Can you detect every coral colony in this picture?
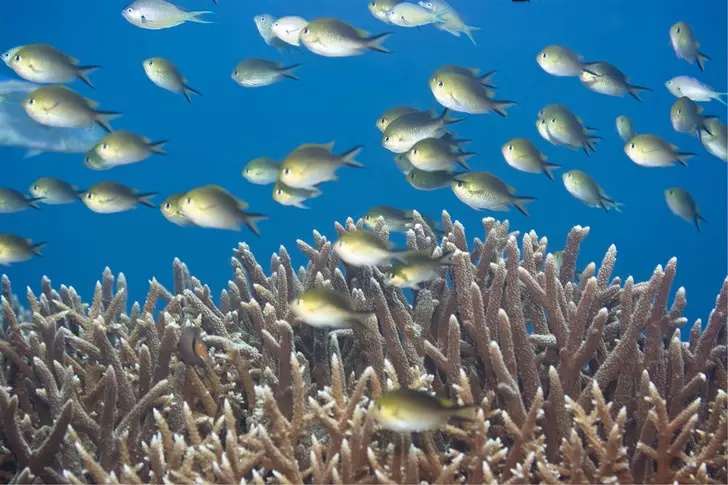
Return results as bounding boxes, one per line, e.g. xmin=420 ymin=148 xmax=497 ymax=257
xmin=0 ymin=213 xmax=726 ymax=484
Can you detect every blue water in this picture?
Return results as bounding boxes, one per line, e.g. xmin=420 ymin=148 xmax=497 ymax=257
xmin=2 ymin=0 xmax=726 ymax=326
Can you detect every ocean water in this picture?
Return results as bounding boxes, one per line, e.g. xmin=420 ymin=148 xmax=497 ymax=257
xmin=1 ymin=0 xmax=726 ymax=327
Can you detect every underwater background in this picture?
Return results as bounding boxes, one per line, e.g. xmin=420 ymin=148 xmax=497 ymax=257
xmin=1 ymin=0 xmax=726 ymax=326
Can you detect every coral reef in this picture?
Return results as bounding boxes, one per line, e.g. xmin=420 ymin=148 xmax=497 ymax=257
xmin=0 ymin=212 xmax=726 ymax=484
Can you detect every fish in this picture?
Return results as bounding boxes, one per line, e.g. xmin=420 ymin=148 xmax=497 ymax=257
xmin=0 ymin=79 xmax=105 ymax=157
xmin=179 ymin=185 xmax=267 ymax=234
xmin=242 ymin=157 xmax=281 ymax=185
xmin=29 ymin=177 xmax=80 ymax=205
xmin=406 ymin=136 xmax=475 ymax=171
xmin=279 ymin=142 xmax=363 ymax=189
xmin=536 ymin=45 xmax=598 ymax=77
xmin=300 ymin=18 xmax=391 ymax=57
xmin=376 ymin=106 xmax=418 ymax=133
xmin=616 ymin=115 xmax=636 ymax=142
xmin=333 ymin=230 xmax=413 ymax=267
xmin=430 ymin=71 xmax=516 ymax=116
xmin=272 ymin=180 xmax=322 ymax=209
xmin=85 ymin=130 xmax=167 ymax=170
xmin=624 ymin=134 xmax=694 ymax=167
xmin=254 ymin=14 xmax=299 ymax=53
xmin=384 ymin=249 xmax=454 ymax=289
xmin=362 ymin=205 xmax=441 ymax=234
xmin=271 ymin=16 xmax=309 ymax=46
xmin=143 ymin=57 xmax=200 ymax=104
xmin=383 ymin=108 xmax=463 ymax=153
xmin=433 ymin=65 xmax=497 ymax=91
xmin=178 ymin=327 xmax=210 ymax=366
xmin=371 ymin=388 xmax=476 ymax=432
xmin=0 ymin=188 xmax=43 ymax=213
xmin=501 ymin=138 xmax=559 ymax=181
xmin=385 ymin=3 xmax=447 ymax=27
xmin=0 ymin=234 xmax=46 ymax=266
xmin=5 ymin=44 xmax=100 ymax=88
xmin=231 ymin=58 xmax=300 ymax=87
xmin=406 ymin=167 xmax=460 ymax=191
xmin=22 ymin=85 xmax=121 ymax=133
xmin=394 ymin=154 xmax=416 ymax=173
xmin=450 ymin=171 xmax=536 ymax=216
xmin=578 ymin=61 xmax=649 ymax=102
xmin=80 ymin=181 xmax=157 ymax=214
xmin=536 ymin=104 xmax=572 ymax=145
xmin=670 ymin=21 xmax=710 ymax=71
xmin=122 ymin=0 xmax=212 ymax=30
xmin=540 ymin=108 xmax=601 ymax=156
xmin=664 ymin=188 xmax=707 ymax=232
xmin=160 ymin=193 xmax=194 ymax=226
xmin=700 ymin=118 xmax=727 ymax=162
xmin=665 ymin=76 xmax=727 ymax=105
xmin=670 ymin=96 xmax=716 ymax=138
xmin=418 ymin=0 xmax=480 ymax=44
xmin=289 ymin=287 xmax=374 ymax=329
xmin=368 ymin=0 xmax=398 ymax=23
xmin=562 ymin=170 xmax=622 ymax=212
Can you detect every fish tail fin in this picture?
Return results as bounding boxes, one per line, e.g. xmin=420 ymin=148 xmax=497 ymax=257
xmin=366 ymin=32 xmax=393 ymax=54
xmin=716 ymin=95 xmax=727 ymax=106
xmin=628 ymin=84 xmax=651 ymax=102
xmin=512 ymin=196 xmax=537 ymax=217
xmin=136 ymin=193 xmax=158 ymax=208
xmin=241 ymin=212 xmax=267 ymax=237
xmin=94 ymin=111 xmax=122 ymax=133
xmin=586 ymin=134 xmax=602 ymax=153
xmin=187 ymin=11 xmax=214 ymax=24
xmin=455 ymin=152 xmax=476 ymax=170
xmin=182 ymin=84 xmax=201 ymax=104
xmin=695 ymin=212 xmax=708 ymax=232
xmin=463 ymin=25 xmax=480 ymax=45
xmin=341 ymin=145 xmax=364 ymax=167
xmin=491 ymin=100 xmax=517 ymax=118
xmin=148 ymin=140 xmax=168 ymax=155
xmin=542 ymin=162 xmax=560 ymax=182
xmin=27 ymin=197 xmax=45 ymax=209
xmin=696 ymin=50 xmax=710 ymax=72
xmin=31 ymin=242 xmax=48 ymax=257
xmin=441 ymin=108 xmax=465 ymax=125
xmin=280 ymin=63 xmax=302 ymax=80
xmin=676 ymin=152 xmax=695 ymax=167
xmin=449 ymin=404 xmax=478 ymax=421
xmin=599 ymin=195 xmax=623 ymax=213
xmin=76 ymin=65 xmax=101 ymax=88
xmin=478 ymin=70 xmax=497 ymax=89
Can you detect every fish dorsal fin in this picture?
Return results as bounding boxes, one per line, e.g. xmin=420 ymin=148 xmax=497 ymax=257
xmin=237 ymin=198 xmax=250 ymax=210
xmin=142 ymin=136 xmax=152 ymax=144
xmin=25 ymin=238 xmax=33 ymax=245
xmin=540 ymin=153 xmax=547 ymax=161
xmin=467 ymin=67 xmax=480 ymax=75
xmin=507 ymin=183 xmax=517 ymax=193
xmin=68 ymin=55 xmax=80 ymax=65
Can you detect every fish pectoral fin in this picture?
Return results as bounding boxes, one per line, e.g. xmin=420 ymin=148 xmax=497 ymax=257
xmin=44 ymin=101 xmax=61 ymax=114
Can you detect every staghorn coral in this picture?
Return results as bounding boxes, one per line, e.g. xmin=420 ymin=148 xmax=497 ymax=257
xmin=0 ymin=212 xmax=726 ymax=484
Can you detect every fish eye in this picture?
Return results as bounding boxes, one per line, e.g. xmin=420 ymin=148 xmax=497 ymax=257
xmin=364 ymin=215 xmax=370 ymax=220
xmin=283 ymin=168 xmax=290 ymax=175
xmin=669 ymin=190 xmax=674 ymax=195
xmin=667 ymin=80 xmax=672 ymax=85
xmin=401 ymin=15 xmax=405 ymax=20
xmin=438 ymin=81 xmax=444 ymax=88
xmin=14 ymin=55 xmax=21 ymax=62
xmin=677 ymin=109 xmax=681 ymax=114
xmin=456 ymin=181 xmax=463 ymax=187
xmin=102 ymin=143 xmax=108 ymax=150
xmin=261 ymin=17 xmax=266 ymax=22
xmin=303 ymin=27 xmax=310 ymax=35
xmin=127 ymin=8 xmax=133 ymax=13
xmin=276 ymin=189 xmax=283 ymax=195
xmin=380 ymin=118 xmax=386 ymax=125
xmin=541 ymin=53 xmax=547 ymax=59
xmin=567 ymin=173 xmax=572 ymax=178
xmin=508 ymin=145 xmax=513 ymax=151
xmin=27 ymin=98 xmax=34 ymax=105
xmin=384 ymin=136 xmax=390 ymax=142
xmin=413 ymin=149 xmax=418 ymax=155
xmin=676 ymin=27 xmax=681 ymax=33
xmin=630 ymin=143 xmax=635 ymax=149
xmin=86 ymin=193 xmax=93 ymax=199
xmin=33 ymin=185 xmax=39 ymax=191
xmin=245 ymin=168 xmax=250 ymax=173
xmin=148 ymin=61 xmax=153 ymax=66
xmin=234 ymin=70 xmax=238 ymax=76
xmin=274 ymin=22 xmax=279 ymax=27
xmin=551 ymin=118 xmax=556 ymax=123
xmin=186 ymin=197 xmax=191 ymax=204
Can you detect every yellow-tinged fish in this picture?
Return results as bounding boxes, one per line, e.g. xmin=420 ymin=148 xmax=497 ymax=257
xmin=562 ymin=170 xmax=622 ymax=212
xmin=231 ymin=58 xmax=301 ymax=87
xmin=670 ymin=21 xmax=710 ymax=72
xmin=536 ymin=45 xmax=596 ymax=77
xmin=160 ymin=193 xmax=193 ymax=226
xmin=371 ymin=388 xmax=476 ymax=432
xmin=501 ymin=138 xmax=559 ymax=181
xmin=670 ymin=96 xmax=716 ymax=137
xmin=0 ymin=188 xmax=43 ymax=213
xmin=81 ymin=181 xmax=157 ymax=214
xmin=29 ymin=177 xmax=80 ymax=205
xmin=272 ymin=180 xmax=322 ymax=209
xmin=406 ymin=167 xmax=459 ymax=191
xmin=333 ymin=231 xmax=412 ymax=267
xmin=433 ymin=65 xmax=497 ymax=91
xmin=279 ymin=142 xmax=363 ymax=189
xmin=300 ymin=18 xmax=392 ymax=57
xmin=376 ymin=106 xmax=418 ymax=133
xmin=180 ymin=185 xmax=266 ymax=234
xmin=418 ymin=1 xmax=480 ymax=44
xmin=369 ymin=0 xmax=399 ymax=23
xmin=6 ymin=44 xmax=100 ymax=88
xmin=363 ymin=205 xmax=442 ymax=235
xmin=541 ymin=108 xmax=601 ymax=156
xmin=536 ymin=104 xmax=572 ymax=144
xmin=383 ymin=108 xmax=463 ymax=153
xmin=243 ymin=157 xmax=281 ymax=185
xmin=430 ymin=71 xmax=516 ymax=116
xmin=384 ymin=249 xmax=454 ymax=289
xmin=664 ymin=188 xmax=707 ymax=232
xmin=624 ymin=134 xmax=694 ymax=167
xmin=700 ymin=118 xmax=727 ymax=162
xmin=451 ymin=171 xmax=536 ymax=216
xmin=616 ymin=115 xmax=636 ymax=142
xmin=578 ymin=61 xmax=650 ymax=102
xmin=406 ymin=136 xmax=475 ymax=171
xmin=665 ymin=76 xmax=727 ymax=105
xmin=290 ymin=287 xmax=374 ymax=329
xmin=0 ymin=235 xmax=47 ymax=266
xmin=271 ymin=16 xmax=309 ymax=46
xmin=122 ymin=0 xmax=212 ymax=30
xmin=86 ymin=130 xmax=167 ymax=170
xmin=143 ymin=57 xmax=200 ymax=104
xmin=385 ymin=3 xmax=447 ymax=27
xmin=22 ymin=85 xmax=121 ymax=133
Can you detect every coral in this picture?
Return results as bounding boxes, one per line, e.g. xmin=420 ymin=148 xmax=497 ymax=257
xmin=0 ymin=212 xmax=726 ymax=484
